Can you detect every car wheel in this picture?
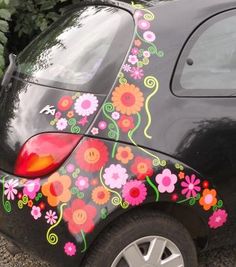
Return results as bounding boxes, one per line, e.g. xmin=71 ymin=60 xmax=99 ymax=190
xmin=83 ymin=210 xmax=198 ymax=267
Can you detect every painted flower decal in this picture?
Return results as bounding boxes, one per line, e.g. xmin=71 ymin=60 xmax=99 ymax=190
xmin=42 ymin=172 xmax=71 ymax=207
xmin=112 ymin=83 xmax=144 ymax=115
xmin=181 ymin=174 xmax=201 ymax=198
xmin=63 ymin=199 xmax=96 ymax=234
xmin=92 ymin=186 xmax=110 ymax=205
xmin=208 ymin=209 xmax=228 ymax=229
xmin=64 ymin=242 xmax=76 ymax=256
xmin=75 ymin=176 xmax=89 ymax=191
xmin=74 ymin=93 xmax=98 ymax=117
xmin=138 ymin=19 xmax=150 ymax=30
xmin=4 ymin=179 xmax=18 ymax=200
xmin=23 ymin=178 xmax=40 ymax=199
xmin=45 ymin=210 xmax=58 ymax=225
xmin=199 ymin=189 xmax=217 ymax=211
xmin=56 ymin=118 xmax=68 ymax=131
xmin=128 ymin=55 xmax=138 ymax=65
xmin=58 ymin=96 xmax=73 ymax=111
xmin=31 ymin=206 xmax=41 ymax=220
xmin=75 ymin=139 xmax=109 ymax=172
xmin=103 ymin=164 xmax=128 ymax=189
xmin=116 ymin=146 xmax=134 ymax=164
xmin=118 ymin=115 xmax=135 ymax=132
xmin=122 ymin=180 xmax=147 ymax=206
xmin=130 ymin=67 xmax=144 ymax=80
xmin=143 ymin=31 xmax=156 ymax=42
xmin=131 ymin=156 xmax=153 ymax=180
xmin=156 ymin=169 xmax=177 ymax=193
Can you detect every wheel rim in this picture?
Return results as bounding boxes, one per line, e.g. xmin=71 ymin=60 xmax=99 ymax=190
xmin=111 ymin=236 xmax=184 ymax=267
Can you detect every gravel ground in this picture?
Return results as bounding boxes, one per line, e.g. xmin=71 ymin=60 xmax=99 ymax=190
xmin=0 ymin=235 xmax=235 ymax=267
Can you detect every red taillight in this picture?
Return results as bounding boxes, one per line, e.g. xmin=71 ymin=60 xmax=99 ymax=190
xmin=14 ymin=133 xmax=82 ymax=178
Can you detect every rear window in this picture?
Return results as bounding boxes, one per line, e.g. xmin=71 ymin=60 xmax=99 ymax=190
xmin=16 ymin=5 xmax=134 ymax=93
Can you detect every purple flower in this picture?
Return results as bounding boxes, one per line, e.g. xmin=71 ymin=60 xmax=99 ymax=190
xmin=131 ymin=47 xmax=139 ymax=55
xmin=122 ymin=64 xmax=132 ymax=72
xmin=143 ymin=31 xmax=156 ymax=42
xmin=23 ymin=178 xmax=40 ymax=199
xmin=128 ymin=55 xmax=138 ymax=65
xmin=130 ymin=67 xmax=144 ymax=80
xmin=138 ymin=19 xmax=150 ymax=30
xmin=56 ymin=118 xmax=68 ymax=131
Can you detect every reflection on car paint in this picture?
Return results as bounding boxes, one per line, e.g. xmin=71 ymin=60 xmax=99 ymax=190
xmin=0 ymin=3 xmax=228 ymax=259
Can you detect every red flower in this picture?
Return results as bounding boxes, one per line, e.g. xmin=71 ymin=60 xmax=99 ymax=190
xmin=118 ymin=115 xmax=134 ymax=132
xmin=75 ymin=139 xmax=109 ymax=172
xmin=131 ymin=156 xmax=153 ymax=180
xmin=58 ymin=96 xmax=73 ymax=111
xmin=63 ymin=199 xmax=96 ymax=234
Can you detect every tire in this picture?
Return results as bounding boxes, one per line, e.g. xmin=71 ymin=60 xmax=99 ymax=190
xmin=83 ymin=209 xmax=198 ymax=267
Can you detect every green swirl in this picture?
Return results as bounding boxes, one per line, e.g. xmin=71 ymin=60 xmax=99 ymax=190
xmin=2 ymin=176 xmax=12 ymax=213
xmin=46 ymin=203 xmax=66 ymax=245
xmin=143 ymin=76 xmax=159 ymax=139
xmin=68 ymin=118 xmax=80 ymax=133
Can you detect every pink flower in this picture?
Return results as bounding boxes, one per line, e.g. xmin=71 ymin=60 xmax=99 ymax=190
xmin=155 ymin=169 xmax=177 ymax=193
xmin=181 ymin=175 xmax=201 ymax=198
xmin=31 ymin=206 xmax=41 ymax=220
xmin=134 ymin=10 xmax=143 ymax=20
xmin=131 ymin=47 xmax=139 ymax=55
xmin=78 ymin=116 xmax=88 ymax=126
xmin=112 ymin=111 xmax=120 ymax=120
xmin=143 ymin=51 xmax=151 ymax=58
xmin=91 ymin=127 xmax=99 ymax=135
xmin=98 ymin=121 xmax=107 ymax=130
xmin=143 ymin=31 xmax=156 ymax=42
xmin=64 ymin=242 xmax=76 ymax=256
xmin=45 ymin=210 xmax=58 ymax=225
xmin=4 ymin=179 xmax=18 ymax=200
xmin=66 ymin=164 xmax=75 ymax=173
xmin=23 ymin=178 xmax=40 ymax=199
xmin=56 ymin=118 xmax=68 ymax=130
xmin=103 ymin=164 xmax=128 ymax=189
xmin=122 ymin=64 xmax=132 ymax=72
xmin=55 ymin=111 xmax=62 ymax=119
xmin=122 ymin=180 xmax=147 ymax=206
xmin=208 ymin=209 xmax=228 ymax=229
xmin=128 ymin=55 xmax=138 ymax=65
xmin=138 ymin=19 xmax=150 ymax=30
xmin=130 ymin=67 xmax=144 ymax=80
xmin=75 ymin=176 xmax=89 ymax=191
xmin=74 ymin=93 xmax=98 ymax=116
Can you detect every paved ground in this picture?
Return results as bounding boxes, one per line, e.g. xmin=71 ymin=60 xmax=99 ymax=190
xmin=0 ymin=235 xmax=235 ymax=267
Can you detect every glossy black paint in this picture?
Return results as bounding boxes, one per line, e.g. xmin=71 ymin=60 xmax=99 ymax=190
xmin=0 ymin=0 xmax=236 ymax=265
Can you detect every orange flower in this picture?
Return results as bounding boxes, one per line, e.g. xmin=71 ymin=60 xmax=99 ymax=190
xmin=134 ymin=39 xmax=142 ymax=47
xmin=28 ymin=200 xmax=33 ymax=208
xmin=92 ymin=186 xmax=110 ymax=205
xmin=67 ymin=111 xmax=74 ymax=118
xmin=178 ymin=172 xmax=185 ymax=179
xmin=42 ymin=172 xmax=71 ymax=207
xmin=199 ymin=189 xmax=217 ymax=211
xmin=116 ymin=146 xmax=134 ymax=164
xmin=112 ymin=84 xmax=144 ymax=115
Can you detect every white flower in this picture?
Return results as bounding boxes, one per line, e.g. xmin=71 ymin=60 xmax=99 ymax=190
xmin=74 ymin=94 xmax=98 ymax=116
xmin=4 ymin=179 xmax=18 ymax=200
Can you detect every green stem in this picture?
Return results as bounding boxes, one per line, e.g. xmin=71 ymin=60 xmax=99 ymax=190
xmin=81 ymin=230 xmax=87 ymax=253
xmin=146 ymin=176 xmax=159 ymax=201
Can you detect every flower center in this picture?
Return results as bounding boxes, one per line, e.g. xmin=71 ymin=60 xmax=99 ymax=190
xmin=162 ymin=176 xmax=171 ymax=187
xmin=121 ymin=151 xmax=129 ymax=158
xmin=205 ymin=194 xmax=213 ymax=204
xmin=81 ymin=100 xmax=91 ymax=109
xmin=50 ymin=181 xmax=63 ymax=196
xmin=137 ymin=163 xmax=147 ymax=173
xmin=188 ymin=183 xmax=194 ymax=190
xmin=97 ymin=191 xmax=105 ymax=199
xmin=130 ymin=187 xmax=140 ymax=198
xmin=84 ymin=148 xmax=100 ymax=164
xmin=73 ymin=209 xmax=87 ymax=225
xmin=112 ymin=173 xmax=120 ymax=180
xmin=122 ymin=119 xmax=131 ymax=127
xmin=121 ymin=92 xmax=135 ymax=107
xmin=62 ymin=100 xmax=69 ymax=107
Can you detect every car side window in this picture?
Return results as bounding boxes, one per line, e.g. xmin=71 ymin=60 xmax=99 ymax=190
xmin=172 ymin=10 xmax=236 ymax=96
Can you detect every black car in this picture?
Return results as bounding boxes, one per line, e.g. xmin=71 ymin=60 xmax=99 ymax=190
xmin=0 ymin=0 xmax=235 ymax=266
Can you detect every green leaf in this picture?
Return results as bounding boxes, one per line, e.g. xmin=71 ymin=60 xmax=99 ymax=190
xmin=0 ymin=31 xmax=7 ymax=44
xmin=0 ymin=9 xmax=10 ymax=20
xmin=0 ymin=55 xmax=5 ymax=68
xmin=0 ymin=19 xmax=8 ymax=32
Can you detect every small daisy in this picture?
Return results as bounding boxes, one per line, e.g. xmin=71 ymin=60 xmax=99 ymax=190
xmin=74 ymin=94 xmax=98 ymax=116
xmin=56 ymin=118 xmax=68 ymax=131
xmin=45 ymin=210 xmax=58 ymax=225
xmin=91 ymin=127 xmax=99 ymax=135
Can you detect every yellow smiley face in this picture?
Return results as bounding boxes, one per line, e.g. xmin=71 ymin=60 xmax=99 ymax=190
xmin=84 ymin=148 xmax=100 ymax=164
xmin=73 ymin=209 xmax=87 ymax=225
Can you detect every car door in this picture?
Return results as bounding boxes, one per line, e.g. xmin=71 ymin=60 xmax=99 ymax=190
xmin=172 ymin=9 xmax=236 ymax=245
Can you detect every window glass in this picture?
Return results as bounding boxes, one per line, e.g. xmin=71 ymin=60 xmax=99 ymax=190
xmin=180 ymin=15 xmax=236 ymax=91
xmin=17 ymin=6 xmax=134 ymax=93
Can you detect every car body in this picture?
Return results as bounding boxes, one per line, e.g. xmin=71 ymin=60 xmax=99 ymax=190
xmin=1 ymin=0 xmax=236 ymax=266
